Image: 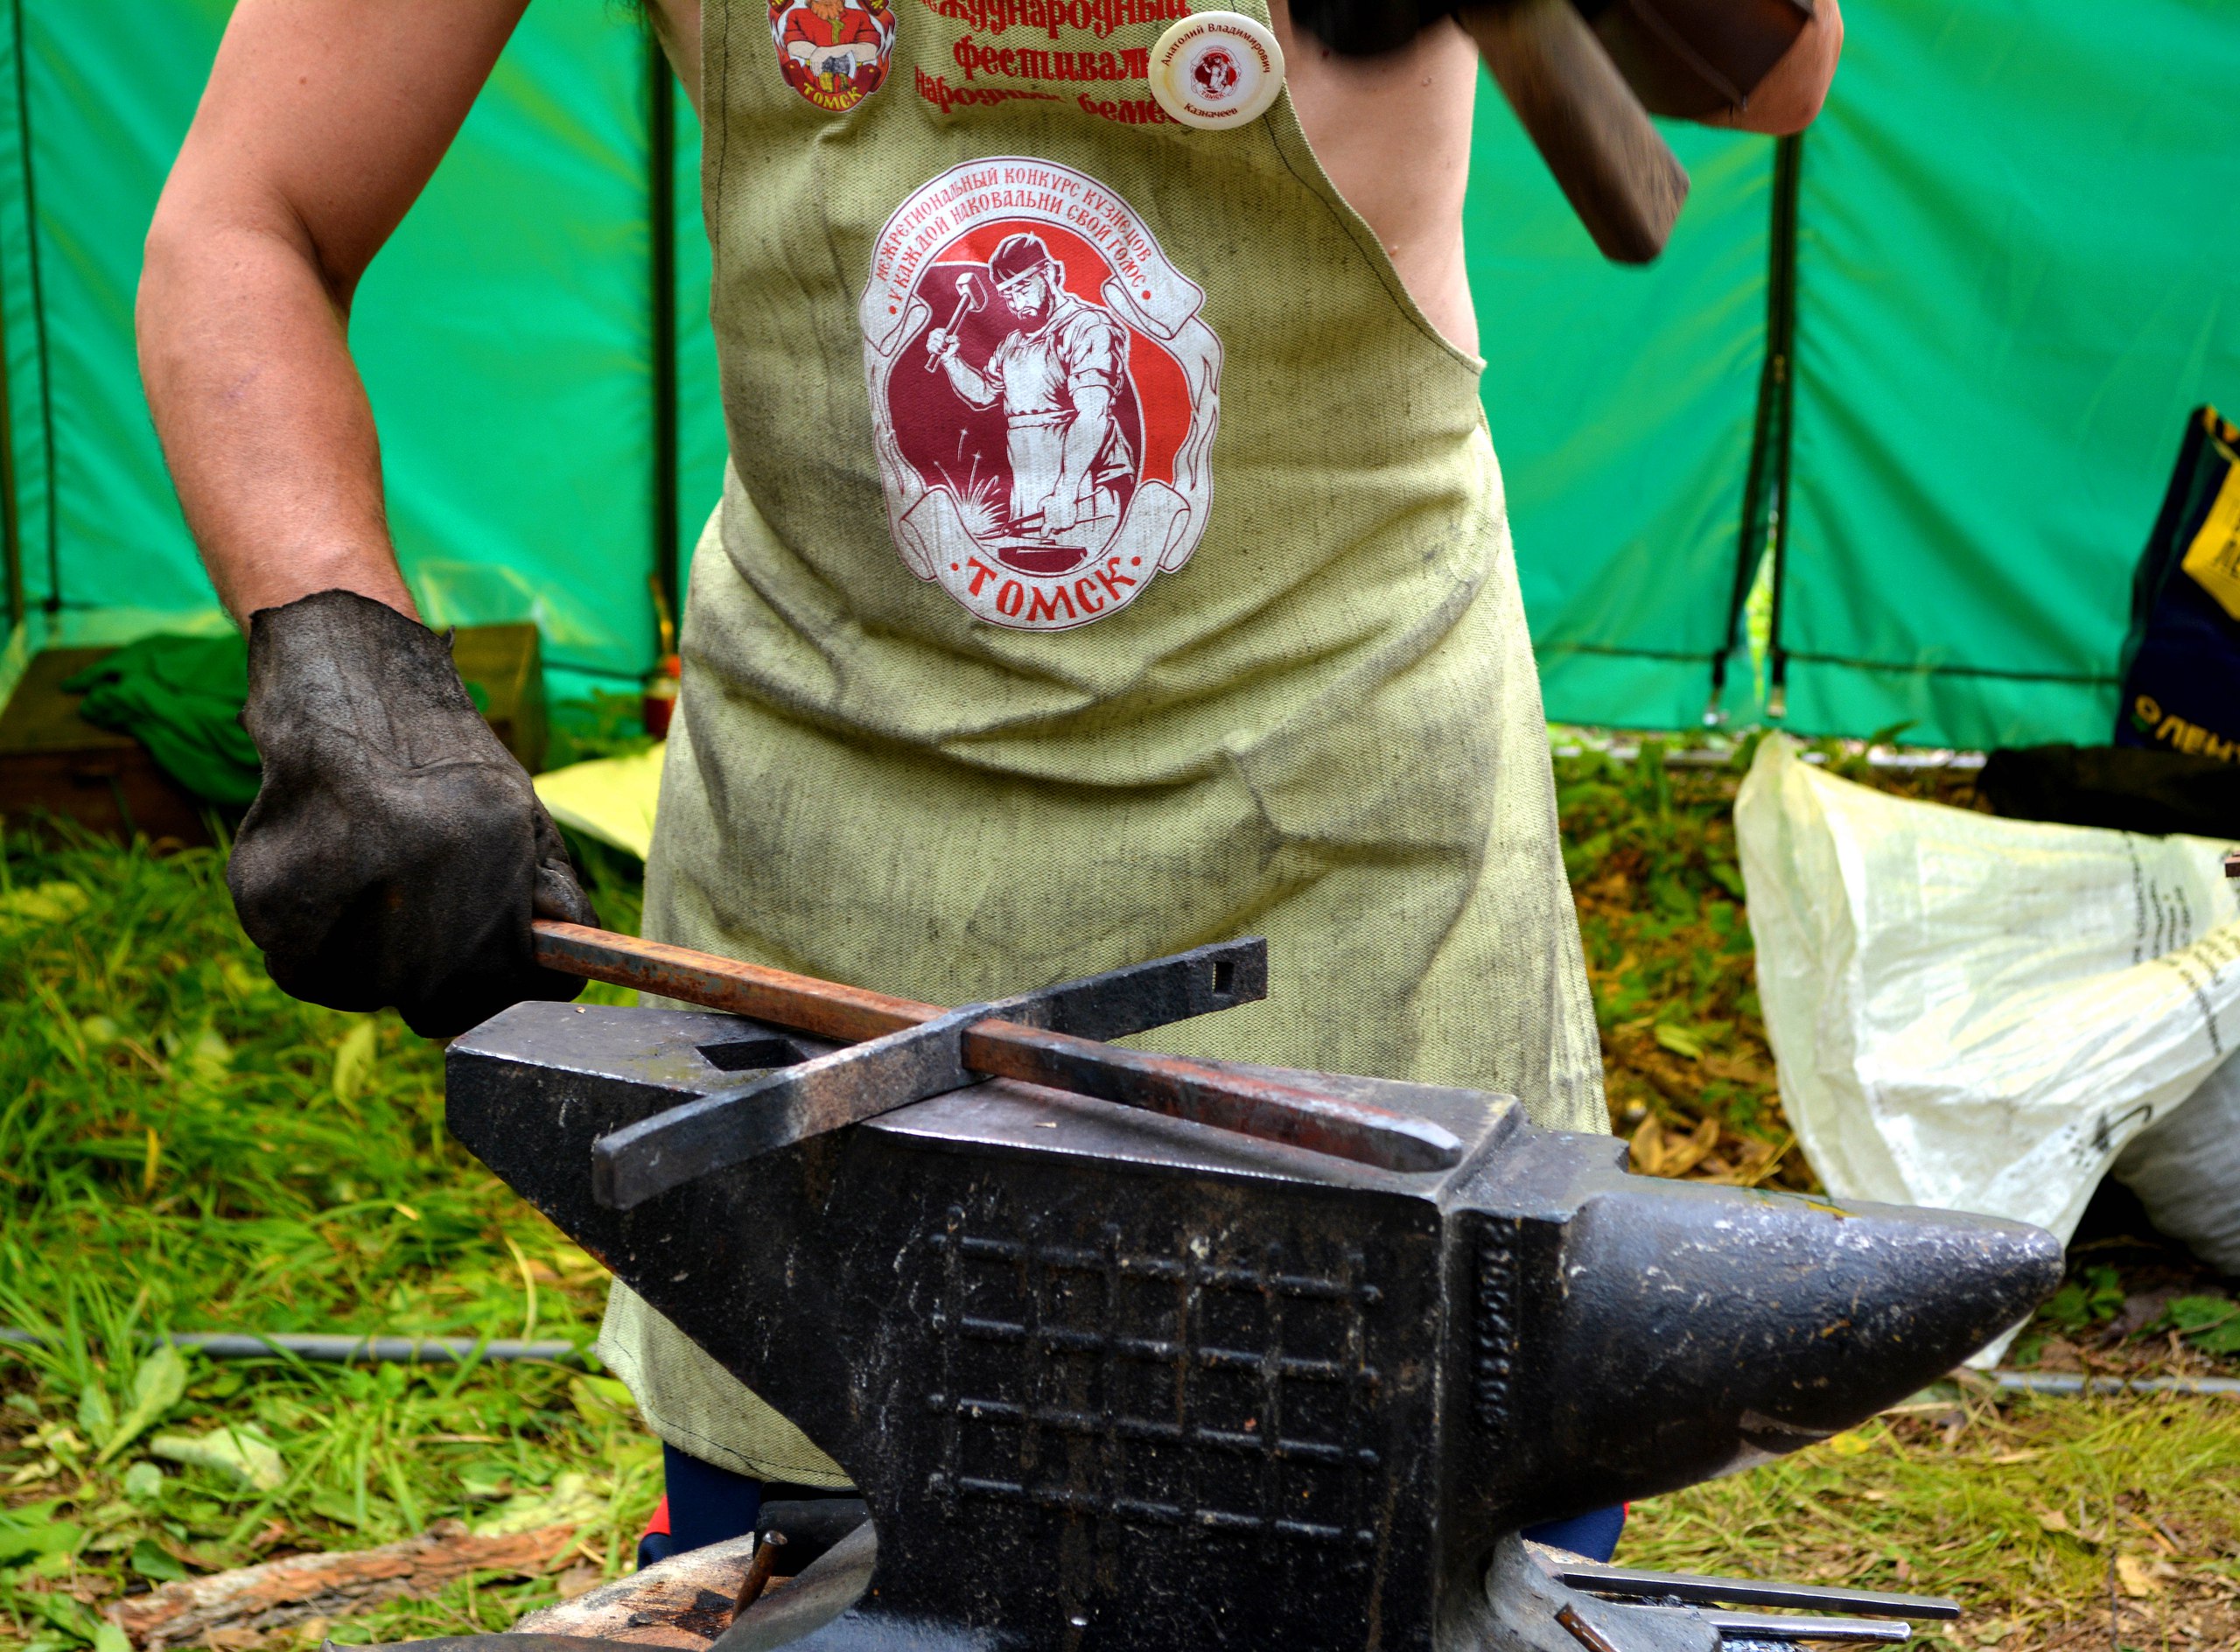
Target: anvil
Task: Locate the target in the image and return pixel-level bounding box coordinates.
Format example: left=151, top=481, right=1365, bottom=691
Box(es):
left=440, top=936, right=2059, bottom=1652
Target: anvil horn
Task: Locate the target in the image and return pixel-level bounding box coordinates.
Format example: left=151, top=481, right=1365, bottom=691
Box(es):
left=1448, top=1134, right=2062, bottom=1535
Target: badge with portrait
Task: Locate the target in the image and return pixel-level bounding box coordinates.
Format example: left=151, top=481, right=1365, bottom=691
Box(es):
left=772, top=0, right=895, bottom=113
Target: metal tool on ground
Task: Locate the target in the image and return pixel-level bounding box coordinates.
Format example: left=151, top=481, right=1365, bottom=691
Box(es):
left=418, top=935, right=2061, bottom=1652
left=1539, top=1554, right=1958, bottom=1647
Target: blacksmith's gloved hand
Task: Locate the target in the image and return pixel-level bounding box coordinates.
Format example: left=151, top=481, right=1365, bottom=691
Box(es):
left=228, top=588, right=596, bottom=1040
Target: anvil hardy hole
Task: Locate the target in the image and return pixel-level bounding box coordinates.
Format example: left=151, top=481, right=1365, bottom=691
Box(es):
left=1212, top=960, right=1236, bottom=995
left=698, top=1035, right=808, bottom=1074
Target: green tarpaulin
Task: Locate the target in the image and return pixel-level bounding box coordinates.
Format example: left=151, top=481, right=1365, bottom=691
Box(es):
left=61, top=633, right=257, bottom=807
left=0, top=0, right=719, bottom=702
left=5, top=1, right=2238, bottom=747
left=1468, top=0, right=2240, bottom=746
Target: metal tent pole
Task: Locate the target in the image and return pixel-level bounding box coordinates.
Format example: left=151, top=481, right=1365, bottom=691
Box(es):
left=1707, top=131, right=1802, bottom=724
left=648, top=32, right=681, bottom=663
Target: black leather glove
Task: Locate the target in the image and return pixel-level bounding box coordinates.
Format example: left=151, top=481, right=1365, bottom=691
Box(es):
left=228, top=588, right=595, bottom=1039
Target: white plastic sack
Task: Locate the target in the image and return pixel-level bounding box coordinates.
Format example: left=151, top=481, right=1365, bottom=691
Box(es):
left=2112, top=1053, right=2240, bottom=1274
left=1735, top=734, right=2240, bottom=1260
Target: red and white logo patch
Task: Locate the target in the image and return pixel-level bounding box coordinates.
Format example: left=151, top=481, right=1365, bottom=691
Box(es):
left=771, top=0, right=895, bottom=114
left=859, top=159, right=1222, bottom=631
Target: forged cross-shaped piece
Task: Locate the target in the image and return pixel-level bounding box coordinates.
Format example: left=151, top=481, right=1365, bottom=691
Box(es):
left=581, top=936, right=1466, bottom=1209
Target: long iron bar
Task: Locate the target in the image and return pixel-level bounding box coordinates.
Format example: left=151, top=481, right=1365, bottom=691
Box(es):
left=1983, top=1368, right=2240, bottom=1398
left=0, top=1329, right=586, bottom=1365
left=1694, top=1610, right=1912, bottom=1644
left=1550, top=1561, right=1956, bottom=1620
left=530, top=920, right=1465, bottom=1174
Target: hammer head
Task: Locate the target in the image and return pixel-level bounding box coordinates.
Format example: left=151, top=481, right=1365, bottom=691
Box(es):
left=448, top=1003, right=2059, bottom=1652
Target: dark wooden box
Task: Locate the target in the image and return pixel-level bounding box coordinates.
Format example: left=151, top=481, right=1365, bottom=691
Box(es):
left=0, top=623, right=548, bottom=848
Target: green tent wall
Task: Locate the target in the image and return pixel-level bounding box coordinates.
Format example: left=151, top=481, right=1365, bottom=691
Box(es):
left=1471, top=0, right=2240, bottom=746
left=4, top=1, right=2237, bottom=746
left=0, top=0, right=720, bottom=702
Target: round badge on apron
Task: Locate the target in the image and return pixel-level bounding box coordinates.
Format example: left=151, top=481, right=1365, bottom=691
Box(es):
left=1148, top=11, right=1284, bottom=130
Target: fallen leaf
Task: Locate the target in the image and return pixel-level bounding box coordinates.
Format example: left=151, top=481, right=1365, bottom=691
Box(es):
left=186, top=1028, right=233, bottom=1086
left=2115, top=1553, right=2160, bottom=1598
left=150, top=1426, right=286, bottom=1492
left=77, top=1380, right=116, bottom=1449
left=1656, top=1116, right=1723, bottom=1179
left=469, top=1470, right=606, bottom=1537
left=1628, top=1116, right=1666, bottom=1175
left=97, top=1344, right=188, bottom=1465
left=332, top=1020, right=378, bottom=1106
left=569, top=1375, right=638, bottom=1427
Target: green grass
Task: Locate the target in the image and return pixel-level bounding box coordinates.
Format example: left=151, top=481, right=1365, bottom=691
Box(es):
left=0, top=742, right=2233, bottom=1651
left=0, top=823, right=656, bottom=1649
left=1624, top=1395, right=2240, bottom=1650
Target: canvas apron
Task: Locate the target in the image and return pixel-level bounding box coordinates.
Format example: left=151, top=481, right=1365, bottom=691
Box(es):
left=596, top=0, right=1606, bottom=1482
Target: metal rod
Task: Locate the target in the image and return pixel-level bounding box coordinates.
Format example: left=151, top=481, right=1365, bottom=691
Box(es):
left=1709, top=130, right=1802, bottom=723
left=8, top=0, right=58, bottom=614
left=1550, top=1561, right=1955, bottom=1620
left=733, top=1532, right=784, bottom=1614
left=1985, top=1368, right=2240, bottom=1398
left=1698, top=1609, right=1911, bottom=1644
left=530, top=920, right=1466, bottom=1174
left=647, top=30, right=681, bottom=662
left=1554, top=1604, right=1623, bottom=1652
left=1761, top=132, right=1803, bottom=718
left=0, top=1329, right=587, bottom=1365
left=0, top=218, right=22, bottom=634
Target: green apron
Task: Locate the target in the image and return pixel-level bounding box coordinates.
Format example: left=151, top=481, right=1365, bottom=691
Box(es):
left=595, top=0, right=1605, bottom=1482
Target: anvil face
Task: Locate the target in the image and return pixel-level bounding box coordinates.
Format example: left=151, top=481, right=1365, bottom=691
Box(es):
left=447, top=1004, right=2059, bottom=1652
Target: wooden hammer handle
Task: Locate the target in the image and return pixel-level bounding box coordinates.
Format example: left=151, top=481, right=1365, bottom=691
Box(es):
left=1461, top=0, right=1690, bottom=264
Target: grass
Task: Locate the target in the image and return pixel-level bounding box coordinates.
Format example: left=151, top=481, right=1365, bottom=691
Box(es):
left=1623, top=1395, right=2240, bottom=1650
left=0, top=735, right=2233, bottom=1651
left=0, top=824, right=657, bottom=1650
left=1555, top=734, right=1993, bottom=1192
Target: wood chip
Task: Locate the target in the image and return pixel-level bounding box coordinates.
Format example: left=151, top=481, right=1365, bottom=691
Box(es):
left=512, top=1532, right=760, bottom=1648
left=106, top=1519, right=578, bottom=1648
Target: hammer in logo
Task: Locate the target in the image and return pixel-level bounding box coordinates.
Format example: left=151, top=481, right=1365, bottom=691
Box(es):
left=924, top=271, right=988, bottom=372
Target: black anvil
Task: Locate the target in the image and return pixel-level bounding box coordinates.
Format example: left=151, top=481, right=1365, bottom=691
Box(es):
left=446, top=971, right=2057, bottom=1652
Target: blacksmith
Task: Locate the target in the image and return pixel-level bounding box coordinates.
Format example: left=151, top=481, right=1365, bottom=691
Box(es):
left=137, top=0, right=1839, bottom=1570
